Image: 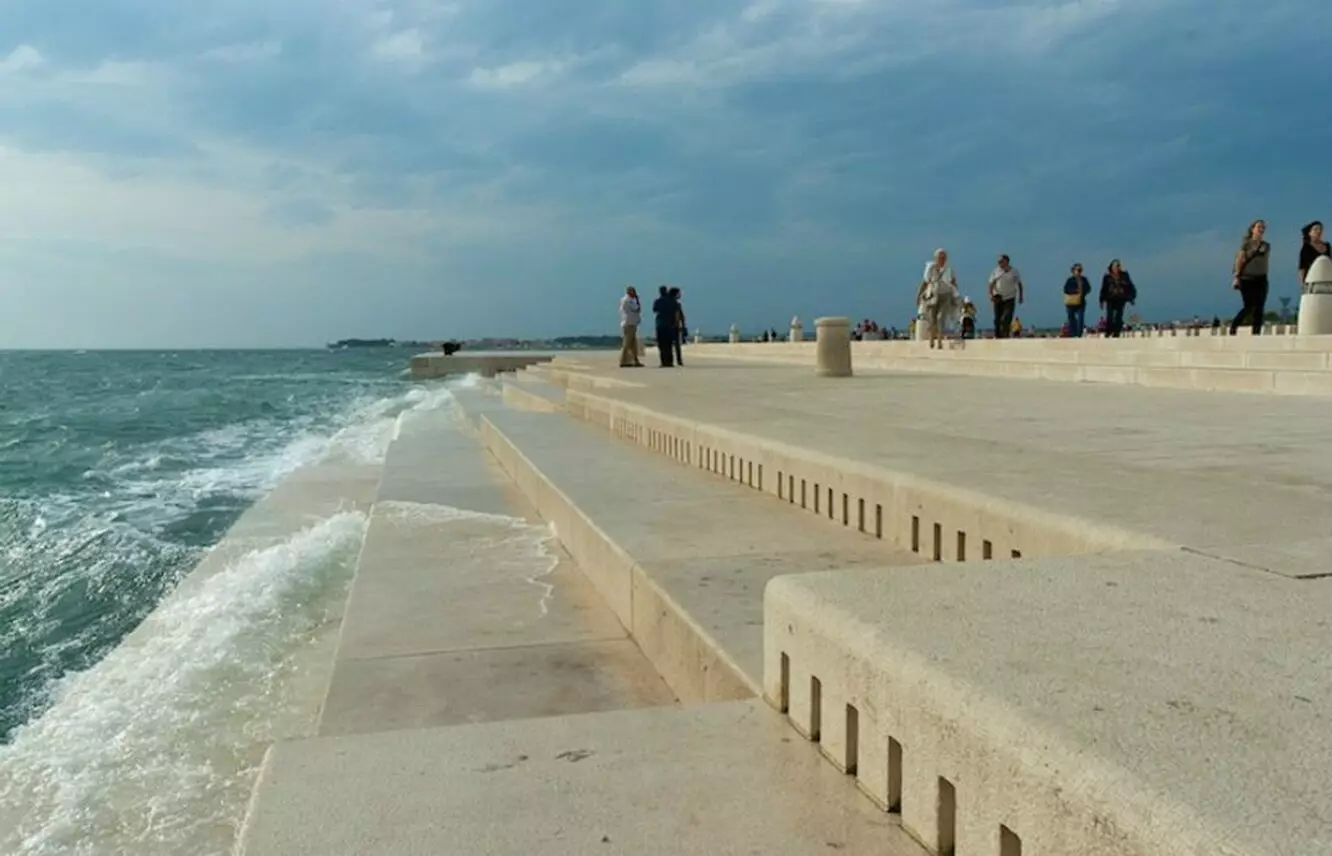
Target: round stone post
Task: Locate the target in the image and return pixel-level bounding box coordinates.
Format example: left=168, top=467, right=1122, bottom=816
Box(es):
left=1299, top=256, right=1332, bottom=336
left=789, top=316, right=804, bottom=342
left=815, top=316, right=853, bottom=377
left=728, top=324, right=740, bottom=344
left=694, top=331, right=702, bottom=344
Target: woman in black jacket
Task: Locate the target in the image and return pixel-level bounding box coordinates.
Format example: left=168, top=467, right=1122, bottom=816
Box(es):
left=1099, top=259, right=1137, bottom=338
left=1299, top=221, right=1329, bottom=293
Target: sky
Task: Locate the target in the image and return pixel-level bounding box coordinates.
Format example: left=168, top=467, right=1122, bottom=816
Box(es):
left=1, top=0, right=1330, bottom=347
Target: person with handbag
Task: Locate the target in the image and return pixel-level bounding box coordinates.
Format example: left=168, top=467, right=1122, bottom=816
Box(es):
left=916, top=248, right=960, bottom=350
left=1062, top=263, right=1092, bottom=337
left=1099, top=259, right=1137, bottom=338
left=1230, top=219, right=1270, bottom=336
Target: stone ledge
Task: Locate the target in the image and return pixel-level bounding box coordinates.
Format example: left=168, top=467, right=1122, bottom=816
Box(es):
left=763, top=553, right=1332, bottom=856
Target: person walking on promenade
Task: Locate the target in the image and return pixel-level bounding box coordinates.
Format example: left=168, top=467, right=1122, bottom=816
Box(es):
left=916, top=248, right=960, bottom=350
left=987, top=254, right=1024, bottom=339
left=668, top=286, right=687, bottom=366
left=618, top=286, right=643, bottom=367
left=1299, top=221, right=1329, bottom=293
left=1230, top=219, right=1271, bottom=335
left=652, top=285, right=680, bottom=367
left=1099, top=259, right=1137, bottom=338
left=1062, top=263, right=1093, bottom=337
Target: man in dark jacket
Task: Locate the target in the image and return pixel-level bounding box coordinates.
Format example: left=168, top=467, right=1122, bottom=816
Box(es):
left=652, top=286, right=679, bottom=367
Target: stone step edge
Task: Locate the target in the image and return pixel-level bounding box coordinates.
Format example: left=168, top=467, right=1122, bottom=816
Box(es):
left=561, top=387, right=1171, bottom=563
left=500, top=378, right=565, bottom=413
left=691, top=351, right=1332, bottom=395
left=763, top=572, right=1223, bottom=856
left=477, top=412, right=757, bottom=704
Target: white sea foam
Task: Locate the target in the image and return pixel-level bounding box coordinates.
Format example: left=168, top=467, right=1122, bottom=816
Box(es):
left=0, top=512, right=367, bottom=856
left=375, top=500, right=560, bottom=618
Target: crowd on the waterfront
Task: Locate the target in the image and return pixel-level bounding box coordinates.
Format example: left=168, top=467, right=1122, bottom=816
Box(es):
left=614, top=219, right=1331, bottom=364
left=913, top=218, right=1329, bottom=347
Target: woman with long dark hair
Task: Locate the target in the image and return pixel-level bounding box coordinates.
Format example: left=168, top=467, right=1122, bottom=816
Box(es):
left=1098, top=259, right=1136, bottom=337
left=1299, top=221, right=1329, bottom=293
left=1230, top=219, right=1270, bottom=335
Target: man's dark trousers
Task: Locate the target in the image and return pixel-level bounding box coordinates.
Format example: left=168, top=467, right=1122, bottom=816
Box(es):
left=657, top=327, right=676, bottom=366
left=993, top=297, right=1016, bottom=338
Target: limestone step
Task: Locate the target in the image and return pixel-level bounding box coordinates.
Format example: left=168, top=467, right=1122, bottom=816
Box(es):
left=554, top=365, right=1332, bottom=575
left=500, top=376, right=565, bottom=412
left=317, top=405, right=675, bottom=738
left=764, top=552, right=1332, bottom=856
left=696, top=340, right=1332, bottom=396
left=237, top=701, right=929, bottom=856
left=472, top=407, right=923, bottom=701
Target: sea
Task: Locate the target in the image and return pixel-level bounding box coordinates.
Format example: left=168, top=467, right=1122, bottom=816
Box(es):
left=0, top=349, right=457, bottom=855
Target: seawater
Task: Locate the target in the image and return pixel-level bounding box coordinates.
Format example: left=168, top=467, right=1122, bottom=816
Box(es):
left=0, top=349, right=456, bottom=855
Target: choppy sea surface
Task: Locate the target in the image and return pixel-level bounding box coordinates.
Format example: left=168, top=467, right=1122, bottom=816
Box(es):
left=0, top=349, right=454, bottom=855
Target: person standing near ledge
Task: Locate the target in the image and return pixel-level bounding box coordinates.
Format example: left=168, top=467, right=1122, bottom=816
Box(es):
left=916, top=248, right=960, bottom=350
left=1299, top=221, right=1329, bottom=294
left=669, top=286, right=687, bottom=367
left=1230, top=219, right=1270, bottom=335
left=1099, top=259, right=1137, bottom=338
left=1062, top=263, right=1092, bottom=337
left=987, top=254, right=1024, bottom=339
left=618, top=286, right=643, bottom=368
left=652, top=285, right=680, bottom=367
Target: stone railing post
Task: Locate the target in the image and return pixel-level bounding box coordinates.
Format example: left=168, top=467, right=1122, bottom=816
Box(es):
left=694, top=331, right=702, bottom=344
left=728, top=324, right=740, bottom=344
left=790, top=316, right=804, bottom=343
left=1300, top=256, right=1332, bottom=335
left=815, top=316, right=853, bottom=377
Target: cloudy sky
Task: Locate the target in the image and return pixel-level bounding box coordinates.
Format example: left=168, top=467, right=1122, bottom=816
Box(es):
left=1, top=0, right=1328, bottom=347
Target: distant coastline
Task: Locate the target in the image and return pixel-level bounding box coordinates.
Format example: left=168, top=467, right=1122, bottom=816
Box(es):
left=326, top=335, right=727, bottom=351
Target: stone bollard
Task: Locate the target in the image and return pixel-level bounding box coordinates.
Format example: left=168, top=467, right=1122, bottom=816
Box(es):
left=814, top=317, right=853, bottom=377
left=728, top=324, right=740, bottom=344
left=789, top=316, right=804, bottom=343
left=694, top=331, right=702, bottom=344
left=1299, top=256, right=1332, bottom=335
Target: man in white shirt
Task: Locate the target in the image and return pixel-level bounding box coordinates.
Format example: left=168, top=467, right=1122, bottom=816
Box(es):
left=987, top=254, right=1024, bottom=339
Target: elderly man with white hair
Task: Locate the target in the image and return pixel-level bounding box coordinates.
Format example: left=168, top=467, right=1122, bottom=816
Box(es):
left=915, top=248, right=961, bottom=349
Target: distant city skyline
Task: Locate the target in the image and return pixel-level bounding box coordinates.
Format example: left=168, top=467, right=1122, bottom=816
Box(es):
left=1, top=0, right=1329, bottom=348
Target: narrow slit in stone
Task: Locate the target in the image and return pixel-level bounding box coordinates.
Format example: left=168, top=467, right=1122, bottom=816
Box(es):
left=887, top=738, right=903, bottom=813
left=1012, top=549, right=1022, bottom=559
left=875, top=505, right=883, bottom=539
left=842, top=493, right=849, bottom=526
left=827, top=487, right=833, bottom=520
left=983, top=540, right=993, bottom=560
left=779, top=653, right=790, bottom=714
left=911, top=516, right=920, bottom=553
left=933, top=522, right=943, bottom=561
left=778, top=472, right=785, bottom=500
left=844, top=704, right=859, bottom=775
left=858, top=498, right=866, bottom=532
left=801, top=479, right=807, bottom=509
left=957, top=531, right=966, bottom=561
left=937, top=777, right=956, bottom=856
left=809, top=676, right=822, bottom=742
left=757, top=464, right=763, bottom=491
left=1000, top=826, right=1022, bottom=856
left=814, top=484, right=821, bottom=514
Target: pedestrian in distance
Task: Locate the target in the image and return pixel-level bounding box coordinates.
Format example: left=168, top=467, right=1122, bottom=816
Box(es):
left=1230, top=219, right=1270, bottom=336
left=987, top=254, right=1024, bottom=339
left=1062, top=263, right=1093, bottom=337
left=916, top=248, right=961, bottom=350
left=1099, top=259, right=1137, bottom=338
left=1299, top=221, right=1329, bottom=293
left=618, top=286, right=643, bottom=367
left=651, top=285, right=680, bottom=367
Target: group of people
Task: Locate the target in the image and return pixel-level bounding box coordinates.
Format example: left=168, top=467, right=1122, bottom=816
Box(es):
left=916, top=249, right=1140, bottom=347
left=914, top=218, right=1331, bottom=346
left=618, top=285, right=687, bottom=368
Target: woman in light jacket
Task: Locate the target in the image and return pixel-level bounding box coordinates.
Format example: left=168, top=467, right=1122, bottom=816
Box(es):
left=915, top=248, right=960, bottom=350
